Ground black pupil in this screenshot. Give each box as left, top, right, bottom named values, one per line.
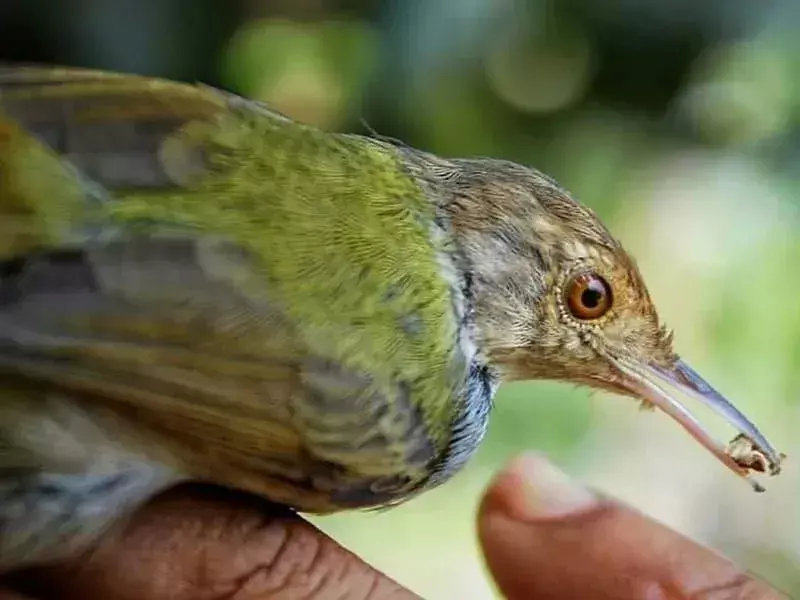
left=581, top=286, right=604, bottom=309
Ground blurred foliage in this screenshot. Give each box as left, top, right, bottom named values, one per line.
left=1, top=0, right=798, bottom=597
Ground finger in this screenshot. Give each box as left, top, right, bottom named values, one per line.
left=478, top=454, right=787, bottom=600
left=3, top=483, right=419, bottom=600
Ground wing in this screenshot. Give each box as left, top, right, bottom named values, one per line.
left=0, top=237, right=440, bottom=512
left=0, top=65, right=230, bottom=257
left=0, top=66, right=467, bottom=513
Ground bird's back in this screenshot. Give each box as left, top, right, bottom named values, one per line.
left=0, top=66, right=486, bottom=518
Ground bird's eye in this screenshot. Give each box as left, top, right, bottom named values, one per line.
left=566, top=272, right=612, bottom=320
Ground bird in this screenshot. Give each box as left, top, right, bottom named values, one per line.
left=0, top=65, right=783, bottom=572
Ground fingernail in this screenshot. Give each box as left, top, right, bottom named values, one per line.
left=502, top=453, right=597, bottom=521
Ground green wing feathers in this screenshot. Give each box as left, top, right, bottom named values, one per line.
left=0, top=65, right=465, bottom=510
left=0, top=65, right=226, bottom=256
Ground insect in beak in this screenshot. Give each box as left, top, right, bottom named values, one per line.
left=612, top=357, right=784, bottom=491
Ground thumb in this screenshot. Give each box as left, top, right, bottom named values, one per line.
left=477, top=454, right=787, bottom=600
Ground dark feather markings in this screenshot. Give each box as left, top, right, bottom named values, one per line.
left=0, top=237, right=444, bottom=512
left=0, top=64, right=224, bottom=190
left=0, top=64, right=488, bottom=517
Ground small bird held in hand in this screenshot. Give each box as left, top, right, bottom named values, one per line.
left=0, top=65, right=783, bottom=573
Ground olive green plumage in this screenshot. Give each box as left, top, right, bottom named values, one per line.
left=0, top=68, right=481, bottom=570
left=0, top=65, right=781, bottom=573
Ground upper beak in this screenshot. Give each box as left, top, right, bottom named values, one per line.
left=612, top=356, right=784, bottom=492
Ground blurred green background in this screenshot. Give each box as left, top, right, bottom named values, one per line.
left=2, top=0, right=798, bottom=596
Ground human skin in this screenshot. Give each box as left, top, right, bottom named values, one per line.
left=0, top=454, right=787, bottom=600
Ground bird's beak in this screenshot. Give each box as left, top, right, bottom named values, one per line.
left=612, top=357, right=783, bottom=491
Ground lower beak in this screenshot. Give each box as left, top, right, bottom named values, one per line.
left=612, top=357, right=783, bottom=492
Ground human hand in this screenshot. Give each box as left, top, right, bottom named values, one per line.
left=0, top=454, right=787, bottom=599
left=478, top=454, right=787, bottom=599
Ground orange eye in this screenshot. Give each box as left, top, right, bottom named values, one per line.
left=566, top=273, right=612, bottom=320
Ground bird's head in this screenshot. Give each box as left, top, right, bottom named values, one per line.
left=444, top=158, right=783, bottom=489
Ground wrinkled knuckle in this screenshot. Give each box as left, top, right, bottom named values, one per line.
left=226, top=523, right=322, bottom=598
left=221, top=520, right=398, bottom=600
left=357, top=573, right=419, bottom=600
left=692, top=574, right=779, bottom=600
